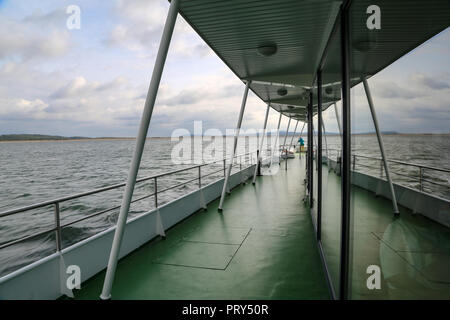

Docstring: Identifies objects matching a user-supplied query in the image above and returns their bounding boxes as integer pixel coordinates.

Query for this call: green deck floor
[72,155,450,300]
[73,156,330,300]
[313,162,450,299]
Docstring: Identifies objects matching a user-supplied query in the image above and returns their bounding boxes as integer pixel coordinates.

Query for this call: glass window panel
[348,0,450,299]
[320,13,343,298]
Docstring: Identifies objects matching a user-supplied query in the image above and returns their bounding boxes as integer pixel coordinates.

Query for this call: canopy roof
[176,0,450,121]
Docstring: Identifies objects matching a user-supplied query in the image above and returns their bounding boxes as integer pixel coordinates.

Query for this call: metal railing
[324,148,450,197]
[0,151,257,253]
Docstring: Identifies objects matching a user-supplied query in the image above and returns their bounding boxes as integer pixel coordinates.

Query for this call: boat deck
[72,154,450,300]
[73,156,330,299]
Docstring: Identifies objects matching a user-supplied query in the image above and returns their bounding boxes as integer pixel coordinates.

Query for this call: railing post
[256,150,261,176]
[154,177,158,208]
[419,167,423,191]
[380,159,383,178]
[353,155,356,170]
[54,202,62,252]
[198,166,202,189]
[223,159,226,177]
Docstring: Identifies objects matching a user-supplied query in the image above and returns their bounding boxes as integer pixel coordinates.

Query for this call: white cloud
[410,73,450,90]
[104,0,213,58]
[0,2,448,137]
[0,10,70,61]
[104,0,170,52]
[0,98,48,119]
[348,72,450,133]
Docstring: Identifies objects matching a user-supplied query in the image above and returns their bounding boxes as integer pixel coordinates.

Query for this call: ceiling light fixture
[277,88,288,96]
[257,43,277,57]
[353,34,377,52]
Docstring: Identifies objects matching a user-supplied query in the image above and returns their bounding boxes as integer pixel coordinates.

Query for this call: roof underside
[177,0,450,121]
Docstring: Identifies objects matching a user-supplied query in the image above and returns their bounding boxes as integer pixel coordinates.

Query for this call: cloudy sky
[0,0,449,137]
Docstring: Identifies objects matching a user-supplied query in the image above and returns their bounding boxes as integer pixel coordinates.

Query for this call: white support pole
[99,0,180,300]
[313,121,318,170]
[288,120,299,151]
[269,113,283,169]
[218,81,251,211]
[299,122,306,135]
[252,104,270,184]
[282,118,291,168]
[282,117,291,152]
[322,120,329,165]
[334,102,342,137]
[334,102,342,161]
[362,78,399,215]
[280,117,291,166]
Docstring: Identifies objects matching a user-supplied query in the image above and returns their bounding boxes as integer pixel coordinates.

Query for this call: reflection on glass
[348,0,450,299]
[319,13,343,298]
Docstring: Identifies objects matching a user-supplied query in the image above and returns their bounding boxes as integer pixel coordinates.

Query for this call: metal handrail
[354,154,450,173]
[325,148,450,173]
[0,150,257,251]
[0,151,255,218]
[324,148,450,194]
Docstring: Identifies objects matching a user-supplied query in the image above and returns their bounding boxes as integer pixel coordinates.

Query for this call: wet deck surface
[73,156,330,299]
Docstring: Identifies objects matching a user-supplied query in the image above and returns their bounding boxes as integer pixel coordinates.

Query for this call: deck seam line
[182,240,243,246]
[370,232,431,281]
[152,261,227,271]
[223,227,253,270]
[152,229,251,271]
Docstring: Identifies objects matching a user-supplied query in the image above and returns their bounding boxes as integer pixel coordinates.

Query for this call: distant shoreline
[0,134,171,143]
[0,137,136,143]
[1,133,449,143]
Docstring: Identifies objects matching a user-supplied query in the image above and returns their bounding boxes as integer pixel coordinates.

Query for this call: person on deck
[297,137,305,156]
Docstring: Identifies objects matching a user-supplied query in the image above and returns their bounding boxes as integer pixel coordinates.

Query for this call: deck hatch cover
[153,227,251,270]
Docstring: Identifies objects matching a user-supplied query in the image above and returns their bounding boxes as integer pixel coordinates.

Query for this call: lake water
[0,134,449,276]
